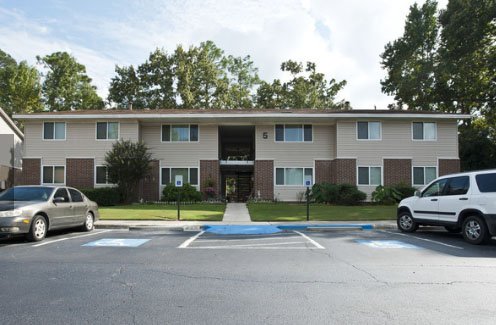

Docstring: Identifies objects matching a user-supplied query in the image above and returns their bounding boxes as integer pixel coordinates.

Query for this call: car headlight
[0,209,23,218]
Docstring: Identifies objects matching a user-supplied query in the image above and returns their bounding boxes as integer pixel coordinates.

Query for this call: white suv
[397,169,496,244]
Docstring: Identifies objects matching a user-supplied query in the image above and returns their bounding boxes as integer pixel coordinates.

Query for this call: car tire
[462,215,490,245]
[27,215,47,242]
[445,226,461,233]
[397,211,418,233]
[81,212,94,232]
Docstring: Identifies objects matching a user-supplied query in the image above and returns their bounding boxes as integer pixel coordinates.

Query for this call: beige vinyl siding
[24,120,139,165]
[274,187,308,202]
[141,124,218,166]
[0,117,22,169]
[256,124,335,162]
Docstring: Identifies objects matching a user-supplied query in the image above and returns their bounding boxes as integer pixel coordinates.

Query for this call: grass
[99,203,225,221]
[247,203,397,222]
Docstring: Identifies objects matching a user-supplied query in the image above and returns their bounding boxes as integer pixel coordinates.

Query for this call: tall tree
[380,0,439,110]
[0,49,43,116]
[108,65,145,109]
[37,52,104,111]
[222,55,260,108]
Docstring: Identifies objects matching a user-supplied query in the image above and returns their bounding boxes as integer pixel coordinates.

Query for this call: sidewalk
[222,203,251,222]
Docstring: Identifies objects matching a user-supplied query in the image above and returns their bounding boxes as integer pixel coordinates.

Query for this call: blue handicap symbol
[355,240,420,249]
[83,238,150,247]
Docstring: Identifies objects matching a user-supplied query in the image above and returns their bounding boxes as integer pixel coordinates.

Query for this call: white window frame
[161,124,199,143]
[274,167,314,187]
[356,121,382,141]
[274,124,313,143]
[95,165,113,185]
[95,121,120,141]
[41,165,66,185]
[357,166,383,186]
[42,122,66,141]
[160,167,199,186]
[412,166,438,186]
[411,122,437,141]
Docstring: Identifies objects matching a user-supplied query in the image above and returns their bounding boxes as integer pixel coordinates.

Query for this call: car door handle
[430,199,438,202]
[459,197,468,200]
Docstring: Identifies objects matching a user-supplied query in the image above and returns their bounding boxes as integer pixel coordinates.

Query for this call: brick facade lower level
[384,159,412,186]
[66,158,94,189]
[439,159,460,176]
[139,160,160,201]
[332,159,356,184]
[200,160,220,197]
[20,158,41,185]
[254,160,273,200]
[315,160,333,183]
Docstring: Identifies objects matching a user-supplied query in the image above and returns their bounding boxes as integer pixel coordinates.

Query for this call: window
[96,166,110,185]
[162,125,199,142]
[358,167,382,185]
[43,122,65,140]
[444,176,470,196]
[96,122,119,140]
[476,173,496,193]
[161,168,198,185]
[53,188,70,202]
[357,122,381,140]
[275,168,313,186]
[413,167,437,186]
[42,166,65,184]
[412,122,436,140]
[68,188,84,202]
[422,178,448,197]
[275,125,312,142]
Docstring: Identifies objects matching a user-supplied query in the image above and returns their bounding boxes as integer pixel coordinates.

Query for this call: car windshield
[0,187,54,202]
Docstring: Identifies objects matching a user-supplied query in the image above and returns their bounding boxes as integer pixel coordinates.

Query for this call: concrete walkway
[221,203,252,222]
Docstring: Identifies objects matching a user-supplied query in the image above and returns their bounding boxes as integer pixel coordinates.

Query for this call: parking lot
[1,227,496,324]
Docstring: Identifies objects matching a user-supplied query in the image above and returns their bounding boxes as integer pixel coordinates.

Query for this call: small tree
[104,139,152,203]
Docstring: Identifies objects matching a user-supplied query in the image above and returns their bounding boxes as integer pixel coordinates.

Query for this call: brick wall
[66,158,94,189]
[439,159,460,176]
[315,160,332,183]
[384,159,412,186]
[331,159,356,184]
[254,160,273,200]
[20,158,41,185]
[139,160,160,201]
[200,160,220,196]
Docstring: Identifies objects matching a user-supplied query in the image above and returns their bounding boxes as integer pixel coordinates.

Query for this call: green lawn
[247,203,397,222]
[99,203,225,221]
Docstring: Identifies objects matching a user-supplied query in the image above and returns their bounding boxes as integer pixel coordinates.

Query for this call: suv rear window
[476,173,496,192]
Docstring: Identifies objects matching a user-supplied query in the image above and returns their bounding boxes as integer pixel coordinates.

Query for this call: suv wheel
[462,215,489,245]
[397,212,418,233]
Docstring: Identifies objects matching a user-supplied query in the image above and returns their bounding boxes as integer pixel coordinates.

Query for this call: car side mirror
[414,190,421,198]
[53,197,65,203]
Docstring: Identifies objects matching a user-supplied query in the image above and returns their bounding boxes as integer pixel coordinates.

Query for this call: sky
[0,0,448,109]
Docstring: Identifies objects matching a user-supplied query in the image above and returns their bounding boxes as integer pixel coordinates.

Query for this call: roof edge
[0,107,24,140]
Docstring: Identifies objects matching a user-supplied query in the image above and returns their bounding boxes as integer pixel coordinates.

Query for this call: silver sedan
[0,186,100,242]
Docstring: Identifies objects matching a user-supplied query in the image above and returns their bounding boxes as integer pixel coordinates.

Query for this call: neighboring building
[13,109,469,201]
[0,107,23,190]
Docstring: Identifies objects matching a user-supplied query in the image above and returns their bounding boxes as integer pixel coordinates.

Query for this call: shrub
[371,185,402,205]
[392,183,417,200]
[81,187,121,206]
[162,183,202,202]
[312,183,366,205]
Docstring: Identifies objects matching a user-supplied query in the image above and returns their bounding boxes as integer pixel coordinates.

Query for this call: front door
[413,178,448,221]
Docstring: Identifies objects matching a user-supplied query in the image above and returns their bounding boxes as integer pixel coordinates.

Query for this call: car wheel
[397,212,418,233]
[27,215,47,242]
[462,215,490,245]
[81,212,94,232]
[445,226,461,233]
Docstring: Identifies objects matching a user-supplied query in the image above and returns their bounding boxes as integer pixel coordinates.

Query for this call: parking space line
[32,230,113,247]
[178,231,205,248]
[188,246,312,250]
[293,231,325,249]
[197,241,306,248]
[195,236,301,243]
[381,230,464,250]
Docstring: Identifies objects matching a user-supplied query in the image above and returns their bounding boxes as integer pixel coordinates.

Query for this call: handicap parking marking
[83,238,151,247]
[380,230,464,250]
[32,230,114,247]
[355,239,421,249]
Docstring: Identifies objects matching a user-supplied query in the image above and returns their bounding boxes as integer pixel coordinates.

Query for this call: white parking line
[178,231,205,248]
[195,236,301,243]
[293,231,325,249]
[381,230,464,250]
[33,230,113,247]
[195,241,306,249]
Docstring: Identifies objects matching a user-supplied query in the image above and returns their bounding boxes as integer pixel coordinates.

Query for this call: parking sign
[175,175,183,187]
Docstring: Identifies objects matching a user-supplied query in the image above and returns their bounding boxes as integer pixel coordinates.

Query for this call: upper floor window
[275,124,312,142]
[413,166,437,186]
[358,166,382,186]
[275,167,313,186]
[162,125,199,142]
[357,122,381,140]
[412,122,436,140]
[43,122,65,140]
[96,122,119,140]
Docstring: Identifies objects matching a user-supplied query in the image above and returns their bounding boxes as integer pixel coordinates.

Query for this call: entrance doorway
[223,171,253,202]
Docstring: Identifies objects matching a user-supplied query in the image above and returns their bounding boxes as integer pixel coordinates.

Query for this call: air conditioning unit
[0,180,5,190]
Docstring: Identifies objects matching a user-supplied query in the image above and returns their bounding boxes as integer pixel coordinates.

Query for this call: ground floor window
[358,166,382,186]
[275,167,313,186]
[42,166,65,184]
[161,167,198,185]
[96,165,111,185]
[413,166,437,186]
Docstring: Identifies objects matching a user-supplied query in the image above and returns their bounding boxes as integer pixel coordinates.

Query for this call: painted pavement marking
[355,239,420,249]
[381,230,464,250]
[293,231,325,249]
[33,230,113,247]
[83,238,151,247]
[178,231,205,248]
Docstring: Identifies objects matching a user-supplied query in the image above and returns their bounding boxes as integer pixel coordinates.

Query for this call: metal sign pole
[306,186,310,221]
[175,175,183,221]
